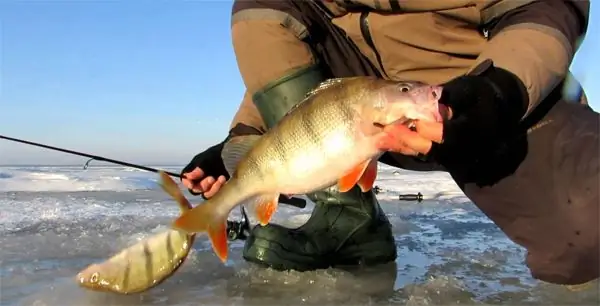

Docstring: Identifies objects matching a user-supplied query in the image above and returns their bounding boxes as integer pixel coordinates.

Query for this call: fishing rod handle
[183,176,307,209]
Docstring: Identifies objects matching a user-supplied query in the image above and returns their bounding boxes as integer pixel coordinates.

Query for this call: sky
[0,1,598,166]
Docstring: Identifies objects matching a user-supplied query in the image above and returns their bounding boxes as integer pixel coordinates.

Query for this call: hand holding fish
[180,140,232,198]
[376,119,445,156]
[380,68,526,165]
[182,167,226,199]
[376,92,449,156]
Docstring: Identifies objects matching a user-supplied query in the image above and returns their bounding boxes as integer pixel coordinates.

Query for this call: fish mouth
[75,273,87,285]
[75,272,97,288]
[372,118,415,131]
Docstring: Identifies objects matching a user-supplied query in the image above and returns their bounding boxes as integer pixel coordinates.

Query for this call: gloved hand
[181,123,264,198]
[181,140,230,198]
[377,60,529,165]
[430,60,529,165]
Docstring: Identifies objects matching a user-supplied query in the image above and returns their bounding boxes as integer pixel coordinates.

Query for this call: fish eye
[90,272,99,283]
[397,83,411,92]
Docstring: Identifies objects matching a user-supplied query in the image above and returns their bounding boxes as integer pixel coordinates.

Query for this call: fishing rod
[0,134,307,208]
[0,134,182,177]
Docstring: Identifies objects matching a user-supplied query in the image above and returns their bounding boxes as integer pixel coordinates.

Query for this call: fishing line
[0,134,181,177]
[0,134,308,209]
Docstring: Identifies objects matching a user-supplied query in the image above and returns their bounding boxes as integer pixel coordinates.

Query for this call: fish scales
[76,172,197,294]
[82,226,191,293]
[248,81,362,191]
[171,77,444,262]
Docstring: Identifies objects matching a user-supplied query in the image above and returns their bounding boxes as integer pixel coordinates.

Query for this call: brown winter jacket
[228,0,589,134]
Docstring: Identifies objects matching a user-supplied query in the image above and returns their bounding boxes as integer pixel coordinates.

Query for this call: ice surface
[0,165,597,305]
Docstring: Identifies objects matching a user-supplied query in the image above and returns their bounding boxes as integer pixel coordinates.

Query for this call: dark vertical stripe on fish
[122,258,131,292]
[166,231,175,260]
[302,108,324,154]
[340,103,355,129]
[271,131,288,171]
[143,242,154,283]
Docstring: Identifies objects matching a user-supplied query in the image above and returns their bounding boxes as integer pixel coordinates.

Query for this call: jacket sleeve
[228,91,266,132]
[474,0,589,117]
[227,18,317,132]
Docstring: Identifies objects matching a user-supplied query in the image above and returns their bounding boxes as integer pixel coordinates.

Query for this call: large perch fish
[172,76,443,262]
[76,172,195,294]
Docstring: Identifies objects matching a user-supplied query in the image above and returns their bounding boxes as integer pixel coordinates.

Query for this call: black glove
[181,123,263,196]
[430,60,528,165]
[181,140,230,196]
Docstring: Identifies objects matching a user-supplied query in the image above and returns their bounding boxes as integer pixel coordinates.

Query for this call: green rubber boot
[240,64,397,271]
[243,185,397,271]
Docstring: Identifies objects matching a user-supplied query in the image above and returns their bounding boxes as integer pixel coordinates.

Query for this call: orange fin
[158,171,193,212]
[172,201,213,234]
[357,159,378,192]
[250,194,280,226]
[172,203,230,262]
[207,221,228,263]
[338,160,371,192]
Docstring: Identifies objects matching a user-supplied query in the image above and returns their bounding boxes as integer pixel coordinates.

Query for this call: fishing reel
[221,189,425,241]
[226,205,251,241]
